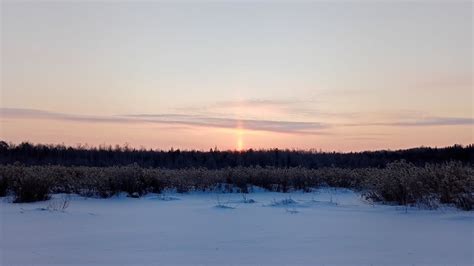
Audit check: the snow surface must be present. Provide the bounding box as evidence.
[1,188,473,266]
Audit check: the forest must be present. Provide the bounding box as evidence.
[0,141,472,169]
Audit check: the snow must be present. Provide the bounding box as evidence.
[1,188,473,265]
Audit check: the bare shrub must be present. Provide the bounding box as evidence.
[46,195,71,212]
[241,193,256,203]
[214,195,236,209]
[0,161,471,210]
[0,174,8,197]
[12,167,51,203]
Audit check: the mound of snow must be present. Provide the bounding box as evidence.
[214,204,236,209]
[285,208,299,214]
[150,195,180,201]
[266,197,299,207]
[309,199,338,206]
[241,198,256,204]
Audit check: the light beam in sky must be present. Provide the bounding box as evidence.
[237,135,244,152]
[236,121,244,151]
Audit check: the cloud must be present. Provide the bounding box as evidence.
[129,114,329,134]
[0,108,330,135]
[0,108,135,124]
[344,117,474,127]
[380,117,474,127]
[173,98,346,119]
[2,108,471,138]
[210,99,300,108]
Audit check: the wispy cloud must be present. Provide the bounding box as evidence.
[0,108,330,135]
[344,117,474,127]
[129,114,329,135]
[2,108,471,138]
[173,98,351,119]
[375,117,474,127]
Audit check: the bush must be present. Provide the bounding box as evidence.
[116,164,146,197]
[12,168,51,203]
[0,162,472,210]
[362,161,474,210]
[0,175,8,197]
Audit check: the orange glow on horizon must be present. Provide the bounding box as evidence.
[237,136,243,151]
[236,121,244,151]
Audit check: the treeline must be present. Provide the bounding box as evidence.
[0,161,472,210]
[0,141,472,169]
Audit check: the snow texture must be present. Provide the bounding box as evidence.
[1,188,473,265]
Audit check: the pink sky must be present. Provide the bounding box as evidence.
[1,1,472,151]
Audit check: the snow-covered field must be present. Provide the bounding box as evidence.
[1,188,473,266]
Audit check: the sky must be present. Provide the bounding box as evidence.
[1,0,472,151]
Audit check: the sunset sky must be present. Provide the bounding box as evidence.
[1,1,472,151]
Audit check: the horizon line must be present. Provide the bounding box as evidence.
[1,140,471,154]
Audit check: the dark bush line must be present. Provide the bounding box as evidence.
[361,161,474,210]
[0,161,472,210]
[1,141,473,169]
